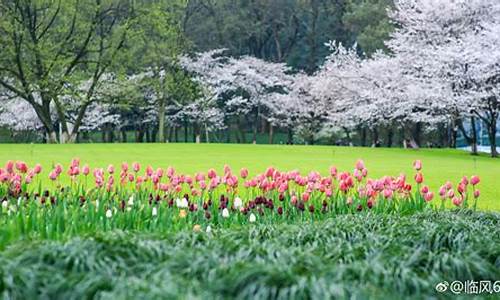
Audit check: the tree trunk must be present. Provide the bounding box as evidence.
[360,127,367,147]
[411,122,422,148]
[158,98,166,143]
[470,117,478,155]
[287,127,293,144]
[184,122,188,143]
[121,130,127,143]
[386,127,393,147]
[269,124,274,144]
[371,127,379,147]
[488,117,498,157]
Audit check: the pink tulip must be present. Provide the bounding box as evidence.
[470,175,480,186]
[439,186,446,199]
[452,196,463,207]
[302,192,310,202]
[33,164,42,174]
[420,185,429,194]
[414,172,423,184]
[424,192,434,202]
[146,166,153,177]
[128,173,135,182]
[355,159,365,170]
[473,190,480,198]
[156,168,164,178]
[383,189,393,199]
[16,161,28,173]
[457,183,466,194]
[208,168,217,179]
[49,171,58,181]
[82,164,90,176]
[55,164,63,175]
[461,176,468,185]
[447,189,455,199]
[413,160,422,171]
[132,162,141,173]
[329,166,337,177]
[6,161,14,173]
[121,162,129,172]
[167,167,175,177]
[240,168,249,179]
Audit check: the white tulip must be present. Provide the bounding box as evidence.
[249,213,256,223]
[128,195,134,206]
[106,209,112,218]
[1,200,8,209]
[233,197,243,209]
[222,208,230,218]
[152,207,158,217]
[176,197,188,208]
[206,225,212,233]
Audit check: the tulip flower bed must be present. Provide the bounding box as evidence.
[0,159,484,245]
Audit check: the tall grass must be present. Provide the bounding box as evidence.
[1,211,498,299]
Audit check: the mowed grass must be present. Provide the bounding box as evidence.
[1,143,499,210]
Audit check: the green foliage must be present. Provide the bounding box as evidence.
[343,0,394,55]
[0,211,498,299]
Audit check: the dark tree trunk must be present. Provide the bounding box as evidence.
[269,124,274,144]
[488,117,498,157]
[386,127,393,147]
[360,127,367,147]
[372,127,379,147]
[287,127,293,144]
[121,130,127,143]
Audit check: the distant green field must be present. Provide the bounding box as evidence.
[1,143,499,210]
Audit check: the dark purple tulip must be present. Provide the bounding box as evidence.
[277,207,283,215]
[356,204,363,211]
[120,200,126,211]
[308,205,315,213]
[205,211,211,220]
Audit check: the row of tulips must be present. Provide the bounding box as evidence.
[0,159,482,235]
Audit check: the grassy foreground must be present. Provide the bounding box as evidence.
[0,211,499,299]
[1,143,499,210]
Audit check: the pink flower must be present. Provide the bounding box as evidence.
[457,183,466,194]
[121,162,129,172]
[439,186,446,199]
[447,189,455,199]
[470,175,480,186]
[452,196,463,207]
[383,189,393,199]
[156,168,164,178]
[107,164,115,174]
[424,192,434,202]
[302,192,310,202]
[208,168,217,179]
[82,164,90,176]
[33,164,42,174]
[49,171,58,181]
[16,161,28,173]
[420,185,429,194]
[55,164,63,175]
[240,168,249,179]
[473,190,480,198]
[413,160,422,171]
[414,172,423,184]
[167,167,175,178]
[128,173,135,182]
[132,162,141,173]
[146,166,153,177]
[329,166,337,177]
[6,161,14,173]
[355,159,365,170]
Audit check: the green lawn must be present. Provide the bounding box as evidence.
[1,143,499,210]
